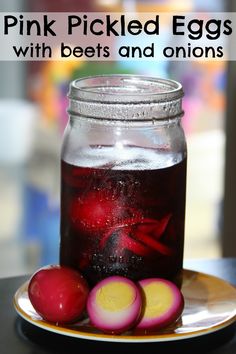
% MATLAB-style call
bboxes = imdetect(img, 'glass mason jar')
[60,75,187,286]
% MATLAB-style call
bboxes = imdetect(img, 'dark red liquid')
[60,158,186,285]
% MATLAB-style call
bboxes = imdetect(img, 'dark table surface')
[1,258,236,354]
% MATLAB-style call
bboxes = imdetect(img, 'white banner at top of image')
[0,12,235,61]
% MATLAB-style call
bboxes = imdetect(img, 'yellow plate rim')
[13,269,236,343]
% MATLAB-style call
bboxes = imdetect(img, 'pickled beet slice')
[100,227,152,257]
[134,231,173,256]
[136,220,159,236]
[137,214,172,239]
[99,213,173,258]
[118,230,152,257]
[151,214,172,238]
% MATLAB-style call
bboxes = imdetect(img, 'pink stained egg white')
[137,278,184,330]
[87,276,142,334]
[28,265,89,324]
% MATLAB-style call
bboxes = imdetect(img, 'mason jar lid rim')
[69,74,184,103]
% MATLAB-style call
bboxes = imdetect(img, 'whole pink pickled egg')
[28,265,89,323]
[70,191,123,232]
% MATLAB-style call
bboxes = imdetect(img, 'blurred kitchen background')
[0,0,235,277]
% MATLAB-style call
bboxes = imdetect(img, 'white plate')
[14,269,236,343]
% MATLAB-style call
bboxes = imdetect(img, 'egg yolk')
[142,282,174,318]
[96,282,135,311]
